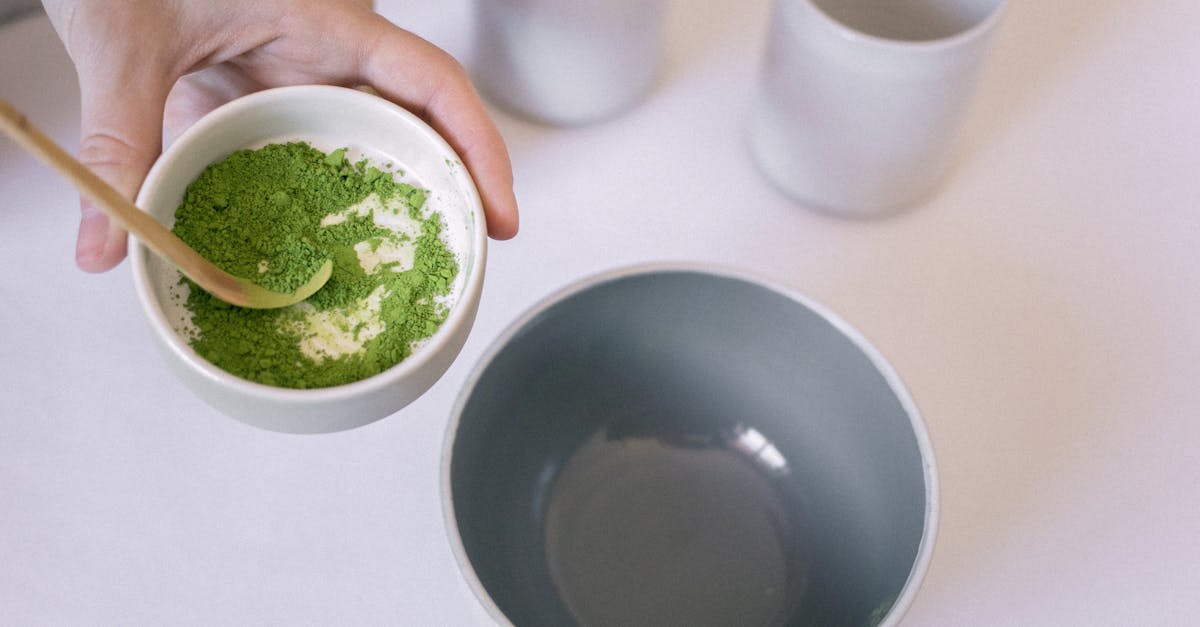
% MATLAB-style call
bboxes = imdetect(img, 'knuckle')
[77,131,157,170]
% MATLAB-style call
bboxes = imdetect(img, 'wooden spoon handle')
[0,98,173,249]
[0,97,240,297]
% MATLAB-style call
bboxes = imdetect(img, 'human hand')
[42,0,519,273]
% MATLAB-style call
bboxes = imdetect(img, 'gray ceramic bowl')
[442,265,938,626]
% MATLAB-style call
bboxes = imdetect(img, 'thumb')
[74,75,171,273]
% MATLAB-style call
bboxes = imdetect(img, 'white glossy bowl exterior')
[131,86,487,433]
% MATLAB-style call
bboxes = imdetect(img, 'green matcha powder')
[170,142,458,389]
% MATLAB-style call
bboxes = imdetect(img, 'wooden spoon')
[0,98,331,309]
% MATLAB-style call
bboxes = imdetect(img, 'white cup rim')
[802,0,1009,52]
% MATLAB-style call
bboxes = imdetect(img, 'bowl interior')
[132,86,484,409]
[448,269,933,626]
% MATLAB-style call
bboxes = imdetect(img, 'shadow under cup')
[445,269,937,626]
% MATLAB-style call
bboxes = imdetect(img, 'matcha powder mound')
[170,142,459,389]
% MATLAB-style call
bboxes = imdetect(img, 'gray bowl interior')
[450,271,929,626]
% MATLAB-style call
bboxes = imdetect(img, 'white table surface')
[2,1,1198,624]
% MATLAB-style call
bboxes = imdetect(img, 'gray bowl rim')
[439,261,940,627]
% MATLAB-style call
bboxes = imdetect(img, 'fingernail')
[76,205,110,267]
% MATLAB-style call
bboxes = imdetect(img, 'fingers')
[75,71,172,272]
[361,25,519,240]
[164,65,264,145]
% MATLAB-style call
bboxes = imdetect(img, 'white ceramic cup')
[472,0,667,126]
[746,0,1007,217]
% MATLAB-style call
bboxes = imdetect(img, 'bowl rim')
[439,261,939,627]
[130,84,488,405]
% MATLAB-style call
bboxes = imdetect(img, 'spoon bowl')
[227,260,333,309]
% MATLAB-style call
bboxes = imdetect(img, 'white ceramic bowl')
[131,85,487,433]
